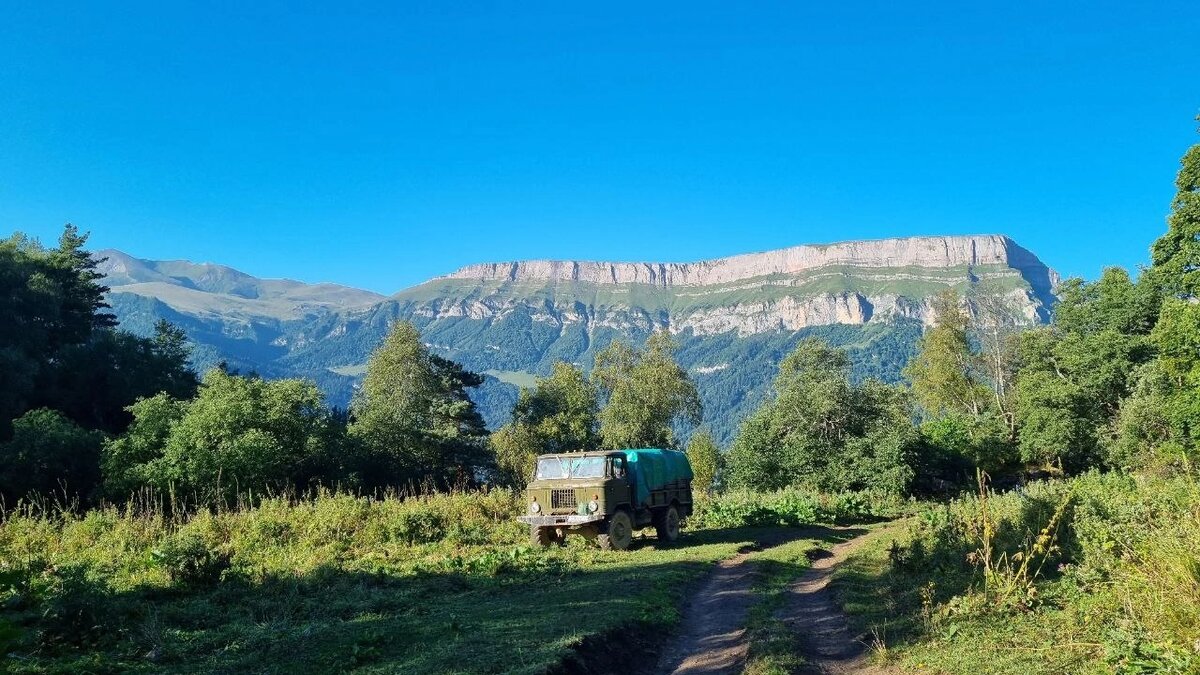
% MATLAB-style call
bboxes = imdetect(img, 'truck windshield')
[535,456,607,479]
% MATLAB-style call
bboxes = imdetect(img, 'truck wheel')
[656,505,681,543]
[598,511,633,551]
[530,526,554,548]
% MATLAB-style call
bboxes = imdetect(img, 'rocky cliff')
[103,234,1058,442]
[408,235,1058,336]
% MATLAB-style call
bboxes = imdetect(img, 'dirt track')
[654,527,887,675]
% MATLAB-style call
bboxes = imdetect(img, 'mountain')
[99,235,1058,443]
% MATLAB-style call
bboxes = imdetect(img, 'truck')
[516,448,694,551]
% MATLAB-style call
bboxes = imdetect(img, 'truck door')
[610,456,632,507]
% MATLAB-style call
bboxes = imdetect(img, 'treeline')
[4,134,1196,508]
[0,243,706,506]
[724,133,1200,496]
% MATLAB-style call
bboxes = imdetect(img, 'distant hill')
[100,235,1058,443]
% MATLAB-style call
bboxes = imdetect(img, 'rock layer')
[442,234,1054,289]
[422,235,1058,335]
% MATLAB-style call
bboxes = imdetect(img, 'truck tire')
[530,526,554,548]
[656,505,681,543]
[597,511,633,551]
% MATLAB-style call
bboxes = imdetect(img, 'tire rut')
[775,531,888,674]
[654,528,866,675]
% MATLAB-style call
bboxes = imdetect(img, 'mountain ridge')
[98,234,1058,442]
[438,234,1056,290]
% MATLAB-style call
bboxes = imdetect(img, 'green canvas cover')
[622,448,693,507]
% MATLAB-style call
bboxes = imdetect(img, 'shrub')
[151,528,230,585]
[689,488,901,529]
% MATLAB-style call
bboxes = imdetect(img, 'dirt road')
[654,526,887,675]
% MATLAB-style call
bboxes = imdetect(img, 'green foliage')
[0,488,788,674]
[151,529,230,585]
[726,339,919,496]
[1148,140,1200,300]
[0,226,197,503]
[594,331,702,449]
[690,487,901,529]
[1105,136,1200,470]
[0,409,105,502]
[491,362,598,486]
[349,321,492,489]
[685,429,721,494]
[914,413,1011,486]
[837,472,1200,674]
[905,290,992,419]
[102,370,337,506]
[1012,269,1158,472]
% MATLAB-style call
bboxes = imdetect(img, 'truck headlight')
[530,501,541,514]
[587,500,599,513]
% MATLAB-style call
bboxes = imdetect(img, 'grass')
[0,489,893,674]
[830,471,1200,674]
[742,537,820,675]
[483,369,540,389]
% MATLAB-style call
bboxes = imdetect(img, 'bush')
[689,488,901,529]
[0,408,105,502]
[151,529,230,585]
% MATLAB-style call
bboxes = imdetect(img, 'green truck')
[516,448,694,551]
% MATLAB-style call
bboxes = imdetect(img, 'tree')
[101,393,188,499]
[1147,135,1200,300]
[594,331,702,449]
[0,408,105,502]
[685,429,721,494]
[492,362,599,486]
[348,321,492,489]
[969,281,1025,432]
[102,370,335,505]
[905,290,991,419]
[1124,131,1200,465]
[0,226,196,440]
[726,339,918,495]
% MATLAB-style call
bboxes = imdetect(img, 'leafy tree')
[905,290,991,419]
[594,331,702,449]
[103,370,335,505]
[349,321,492,489]
[0,226,196,440]
[0,408,105,502]
[1013,272,1154,472]
[1147,135,1200,300]
[101,393,188,499]
[1087,132,1200,469]
[491,362,598,486]
[685,429,721,494]
[726,339,918,495]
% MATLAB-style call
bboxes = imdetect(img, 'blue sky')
[1,2,1197,293]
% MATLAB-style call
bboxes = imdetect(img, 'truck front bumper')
[517,514,604,527]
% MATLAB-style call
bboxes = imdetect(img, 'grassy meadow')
[833,471,1200,674]
[0,487,895,674]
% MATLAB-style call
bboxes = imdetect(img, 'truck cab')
[516,449,693,551]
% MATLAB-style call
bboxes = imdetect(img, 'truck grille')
[551,489,577,510]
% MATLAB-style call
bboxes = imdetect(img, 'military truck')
[516,448,694,551]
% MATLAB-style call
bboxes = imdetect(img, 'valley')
[100,234,1056,442]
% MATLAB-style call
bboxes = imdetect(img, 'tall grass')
[842,470,1200,673]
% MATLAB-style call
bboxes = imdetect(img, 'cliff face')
[408,235,1058,336]
[442,234,1055,288]
[101,234,1058,442]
